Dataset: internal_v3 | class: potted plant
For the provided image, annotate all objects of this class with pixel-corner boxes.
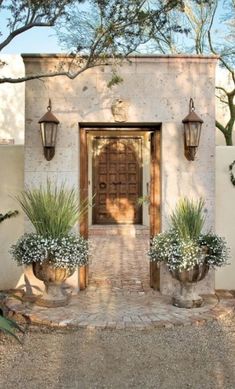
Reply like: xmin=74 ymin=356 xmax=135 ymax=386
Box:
xmin=148 ymin=198 xmax=229 ymax=308
xmin=11 ymin=181 xmax=89 ymax=307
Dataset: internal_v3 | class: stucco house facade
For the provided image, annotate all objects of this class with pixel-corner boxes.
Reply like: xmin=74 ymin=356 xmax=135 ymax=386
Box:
xmin=17 ymin=54 xmax=217 ymax=295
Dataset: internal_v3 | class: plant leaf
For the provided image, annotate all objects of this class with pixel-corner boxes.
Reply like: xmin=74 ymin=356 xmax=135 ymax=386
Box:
xmin=0 ymin=315 xmax=24 ymax=343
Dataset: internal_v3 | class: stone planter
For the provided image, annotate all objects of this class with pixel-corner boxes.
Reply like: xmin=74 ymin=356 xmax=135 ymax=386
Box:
xmin=32 ymin=260 xmax=75 ymax=307
xmin=171 ymin=263 xmax=209 ymax=308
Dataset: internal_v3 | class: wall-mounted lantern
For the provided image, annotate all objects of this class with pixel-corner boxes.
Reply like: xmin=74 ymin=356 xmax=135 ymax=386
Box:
xmin=38 ymin=99 xmax=59 ymax=161
xmin=182 ymin=98 xmax=203 ymax=161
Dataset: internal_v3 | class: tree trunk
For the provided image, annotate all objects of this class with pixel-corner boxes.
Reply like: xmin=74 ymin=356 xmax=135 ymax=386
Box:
xmin=225 ymin=132 xmax=233 ymax=146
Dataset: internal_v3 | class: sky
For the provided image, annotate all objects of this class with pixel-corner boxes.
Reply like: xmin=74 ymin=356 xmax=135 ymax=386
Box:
xmin=0 ymin=1 xmax=227 ymax=54
xmin=1 ymin=27 xmax=62 ymax=54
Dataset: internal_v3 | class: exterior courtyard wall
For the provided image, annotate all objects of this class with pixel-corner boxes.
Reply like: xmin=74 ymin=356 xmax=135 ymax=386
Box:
xmin=215 ymin=146 xmax=235 ymax=289
xmin=23 ymin=55 xmax=217 ymax=295
xmin=0 ymin=146 xmax=24 ymax=289
xmin=215 ymin=67 xmax=235 ymax=146
xmin=0 ymin=55 xmax=25 ymax=145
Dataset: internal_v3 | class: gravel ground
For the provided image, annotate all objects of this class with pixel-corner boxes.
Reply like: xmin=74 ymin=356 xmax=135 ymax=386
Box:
xmin=1 ymin=316 xmax=235 ymax=389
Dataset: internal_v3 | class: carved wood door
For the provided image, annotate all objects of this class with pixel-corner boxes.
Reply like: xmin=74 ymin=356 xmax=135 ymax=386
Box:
xmin=93 ymin=137 xmax=142 ymax=224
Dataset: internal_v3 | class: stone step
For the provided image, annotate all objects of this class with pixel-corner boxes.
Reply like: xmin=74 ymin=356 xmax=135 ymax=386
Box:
xmin=89 ymin=224 xmax=150 ymax=237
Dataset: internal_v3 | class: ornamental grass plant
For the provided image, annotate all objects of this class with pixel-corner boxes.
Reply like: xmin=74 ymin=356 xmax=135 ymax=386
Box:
xmin=16 ymin=181 xmax=89 ymax=238
xmin=11 ymin=181 xmax=90 ymax=269
xmin=148 ymin=198 xmax=229 ymax=272
xmin=170 ymin=197 xmax=205 ymax=241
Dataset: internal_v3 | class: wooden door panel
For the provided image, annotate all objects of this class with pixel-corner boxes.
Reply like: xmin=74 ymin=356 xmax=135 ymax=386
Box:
xmin=119 ymin=164 xmax=126 ymax=172
xmin=99 ymin=164 xmax=107 ymax=174
xmin=129 ymin=164 xmax=137 ymax=172
xmin=129 ymin=173 xmax=137 ymax=182
xmin=110 ymin=163 xmax=117 ymax=172
xmin=99 ymin=194 xmax=106 ymax=204
xmin=99 ymin=154 xmax=107 ymax=162
xmin=93 ymin=137 xmax=142 ymax=224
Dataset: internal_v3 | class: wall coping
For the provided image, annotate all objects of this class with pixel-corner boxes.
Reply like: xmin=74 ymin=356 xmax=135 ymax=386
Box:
xmin=21 ymin=53 xmax=219 ymax=63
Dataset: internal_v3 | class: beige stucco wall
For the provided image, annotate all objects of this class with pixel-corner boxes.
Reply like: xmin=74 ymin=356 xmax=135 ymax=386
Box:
xmin=0 ymin=55 xmax=25 ymax=144
xmin=215 ymin=67 xmax=234 ymax=146
xmin=0 ymin=54 xmax=228 ymax=149
xmin=22 ymin=54 xmax=217 ymax=295
xmin=215 ymin=146 xmax=235 ymax=289
xmin=0 ymin=146 xmax=24 ymax=289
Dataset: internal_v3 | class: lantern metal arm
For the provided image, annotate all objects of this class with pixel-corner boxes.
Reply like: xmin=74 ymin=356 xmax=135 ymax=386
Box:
xmin=189 ymin=97 xmax=195 ymax=112
xmin=182 ymin=97 xmax=203 ymax=161
xmin=38 ymin=99 xmax=59 ymax=161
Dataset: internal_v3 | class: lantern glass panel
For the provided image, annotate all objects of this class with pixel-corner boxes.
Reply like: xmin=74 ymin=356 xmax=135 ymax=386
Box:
xmin=52 ymin=124 xmax=57 ymax=144
xmin=41 ymin=123 xmax=57 ymax=147
xmin=184 ymin=122 xmax=201 ymax=147
xmin=40 ymin=123 xmax=45 ymax=146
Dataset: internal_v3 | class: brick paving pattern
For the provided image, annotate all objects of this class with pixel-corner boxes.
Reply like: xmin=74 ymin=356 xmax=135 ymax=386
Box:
xmin=5 ymin=225 xmax=235 ymax=329
xmin=88 ymin=225 xmax=150 ymax=292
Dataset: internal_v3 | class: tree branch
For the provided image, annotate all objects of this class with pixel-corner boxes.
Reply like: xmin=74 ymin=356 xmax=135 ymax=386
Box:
xmin=216 ymin=86 xmax=229 ymax=95
xmin=0 ymin=60 xmax=109 ymax=84
xmin=0 ymin=22 xmax=54 ymax=51
xmin=215 ymin=94 xmax=228 ymax=105
xmin=216 ymin=120 xmax=226 ymax=135
xmin=207 ymin=0 xmax=235 ymax=84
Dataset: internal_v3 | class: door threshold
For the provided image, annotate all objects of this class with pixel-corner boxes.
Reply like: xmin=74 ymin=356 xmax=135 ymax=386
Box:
xmin=89 ymin=224 xmax=150 ymax=237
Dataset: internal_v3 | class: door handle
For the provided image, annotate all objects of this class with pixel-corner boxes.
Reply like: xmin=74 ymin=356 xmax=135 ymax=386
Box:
xmin=112 ymin=182 xmax=122 ymax=185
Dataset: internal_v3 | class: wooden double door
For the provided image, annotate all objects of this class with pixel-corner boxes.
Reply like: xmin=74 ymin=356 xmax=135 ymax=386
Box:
xmin=92 ymin=137 xmax=142 ymax=224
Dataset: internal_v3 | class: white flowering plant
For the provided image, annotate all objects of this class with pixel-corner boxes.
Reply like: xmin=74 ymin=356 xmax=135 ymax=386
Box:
xmin=148 ymin=198 xmax=229 ymax=272
xmin=11 ymin=233 xmax=89 ymax=270
xmin=149 ymin=229 xmax=229 ymax=272
xmin=10 ymin=181 xmax=91 ymax=270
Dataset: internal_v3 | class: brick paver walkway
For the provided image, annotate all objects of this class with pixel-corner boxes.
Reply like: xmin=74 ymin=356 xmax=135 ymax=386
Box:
xmin=5 ymin=225 xmax=235 ymax=329
xmin=88 ymin=225 xmax=150 ymax=292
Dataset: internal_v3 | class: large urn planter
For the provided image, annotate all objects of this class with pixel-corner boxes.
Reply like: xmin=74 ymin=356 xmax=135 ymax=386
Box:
xmin=32 ymin=261 xmax=75 ymax=307
xmin=148 ymin=198 xmax=229 ymax=309
xmin=10 ymin=180 xmax=89 ymax=309
xmin=171 ymin=263 xmax=209 ymax=308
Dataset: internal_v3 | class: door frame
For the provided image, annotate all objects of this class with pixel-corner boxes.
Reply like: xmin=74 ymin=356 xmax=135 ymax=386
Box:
xmin=79 ymin=123 xmax=161 ymax=290
xmin=92 ymin=136 xmax=143 ymax=225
